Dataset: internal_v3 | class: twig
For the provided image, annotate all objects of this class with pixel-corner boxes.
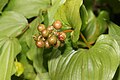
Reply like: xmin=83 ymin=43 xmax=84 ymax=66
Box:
xmin=63 ymin=29 xmax=91 ymax=48
xmin=80 ymin=33 xmax=91 ymax=49
xmin=63 ymin=30 xmax=73 ymax=33
xmin=22 ymin=24 xmax=30 ymax=34
xmin=16 ymin=24 xmax=30 ymax=38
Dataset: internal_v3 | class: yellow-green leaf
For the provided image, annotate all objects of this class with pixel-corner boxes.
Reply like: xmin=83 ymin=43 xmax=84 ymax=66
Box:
xmin=0 ymin=38 xmax=21 ymax=80
xmin=48 ymin=35 xmax=120 ymax=80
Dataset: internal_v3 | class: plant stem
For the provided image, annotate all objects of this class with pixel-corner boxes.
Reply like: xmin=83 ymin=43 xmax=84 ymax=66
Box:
xmin=16 ymin=24 xmax=30 ymax=38
xmin=63 ymin=29 xmax=91 ymax=48
xmin=80 ymin=33 xmax=91 ymax=49
xmin=22 ymin=24 xmax=30 ymax=34
xmin=63 ymin=30 xmax=73 ymax=33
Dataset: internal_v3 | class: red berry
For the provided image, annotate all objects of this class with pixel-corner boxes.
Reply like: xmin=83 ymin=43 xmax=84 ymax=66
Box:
xmin=53 ymin=20 xmax=62 ymax=30
xmin=36 ymin=40 xmax=44 ymax=48
xmin=37 ymin=24 xmax=45 ymax=32
xmin=58 ymin=32 xmax=66 ymax=41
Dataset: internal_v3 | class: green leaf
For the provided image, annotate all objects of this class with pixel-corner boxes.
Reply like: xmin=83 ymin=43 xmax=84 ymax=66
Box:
xmin=19 ymin=17 xmax=47 ymax=74
xmin=80 ymin=4 xmax=88 ymax=31
xmin=0 ymin=38 xmax=21 ymax=80
xmin=18 ymin=19 xmax=38 ymax=68
xmin=5 ymin=0 xmax=50 ymax=18
xmin=0 ymin=35 xmax=7 ymax=50
xmin=33 ymin=48 xmax=47 ymax=73
xmin=20 ymin=17 xmax=47 ymax=75
xmin=82 ymin=10 xmax=109 ymax=43
xmin=48 ymin=35 xmax=120 ymax=80
xmin=54 ymin=0 xmax=83 ymax=43
xmin=109 ymin=22 xmax=120 ymax=47
xmin=112 ymin=66 xmax=120 ymax=80
xmin=0 ymin=11 xmax=28 ymax=37
xmin=26 ymin=18 xmax=40 ymax=47
xmin=19 ymin=47 xmax=36 ymax=80
xmin=35 ymin=73 xmax=51 ymax=80
xmin=0 ymin=0 xmax=8 ymax=13
xmin=47 ymin=0 xmax=66 ymax=25
xmin=22 ymin=17 xmax=40 ymax=60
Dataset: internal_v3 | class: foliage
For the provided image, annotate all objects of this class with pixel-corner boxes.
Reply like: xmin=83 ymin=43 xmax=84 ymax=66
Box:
xmin=0 ymin=0 xmax=120 ymax=80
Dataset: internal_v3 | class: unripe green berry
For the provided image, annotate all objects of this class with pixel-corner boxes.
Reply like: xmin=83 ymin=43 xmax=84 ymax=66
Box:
xmin=48 ymin=35 xmax=57 ymax=45
xmin=58 ymin=32 xmax=66 ymax=41
xmin=36 ymin=40 xmax=44 ymax=48
xmin=41 ymin=29 xmax=49 ymax=37
xmin=14 ymin=61 xmax=24 ymax=76
xmin=45 ymin=40 xmax=50 ymax=48
xmin=53 ymin=20 xmax=62 ymax=30
xmin=37 ymin=24 xmax=45 ymax=32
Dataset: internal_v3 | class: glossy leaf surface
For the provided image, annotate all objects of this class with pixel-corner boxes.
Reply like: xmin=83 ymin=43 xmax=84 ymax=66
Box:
xmin=48 ymin=35 xmax=120 ymax=80
xmin=54 ymin=0 xmax=83 ymax=43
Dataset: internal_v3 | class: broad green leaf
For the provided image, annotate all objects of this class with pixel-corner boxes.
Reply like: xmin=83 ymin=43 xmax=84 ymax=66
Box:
xmin=48 ymin=35 xmax=120 ymax=80
xmin=54 ymin=0 xmax=83 ymax=43
xmin=19 ymin=47 xmax=36 ymax=80
xmin=0 ymin=0 xmax=8 ymax=13
xmin=54 ymin=6 xmax=70 ymax=29
xmin=19 ymin=25 xmax=37 ymax=80
xmin=82 ymin=10 xmax=109 ymax=43
xmin=112 ymin=66 xmax=120 ymax=80
xmin=11 ymin=63 xmax=16 ymax=76
xmin=35 ymin=73 xmax=51 ymax=80
xmin=5 ymin=0 xmax=50 ymax=18
xmin=19 ymin=17 xmax=47 ymax=74
xmin=23 ymin=18 xmax=40 ymax=60
xmin=47 ymin=0 xmax=66 ymax=25
xmin=116 ymin=66 xmax=120 ymax=80
xmin=0 ymin=11 xmax=28 ymax=37
xmin=26 ymin=18 xmax=40 ymax=48
xmin=0 ymin=35 xmax=7 ymax=50
xmin=0 ymin=38 xmax=21 ymax=80
xmin=80 ymin=4 xmax=88 ymax=31
xmin=109 ymin=23 xmax=120 ymax=80
xmin=109 ymin=22 xmax=120 ymax=47
xmin=33 ymin=48 xmax=47 ymax=73
xmin=20 ymin=17 xmax=47 ymax=75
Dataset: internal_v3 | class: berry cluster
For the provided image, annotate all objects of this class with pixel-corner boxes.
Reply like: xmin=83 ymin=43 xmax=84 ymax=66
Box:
xmin=33 ymin=20 xmax=66 ymax=48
